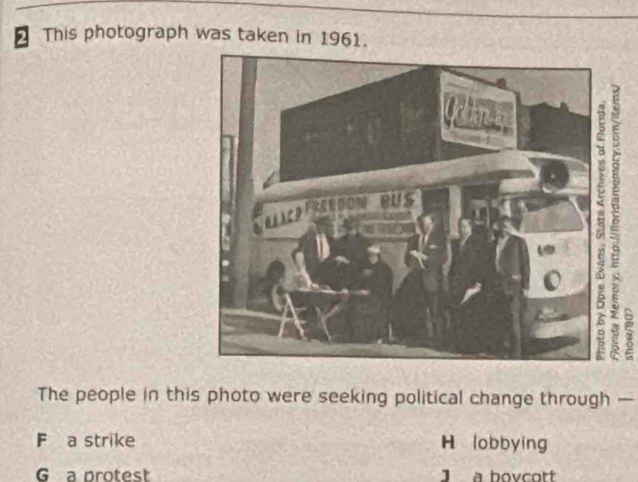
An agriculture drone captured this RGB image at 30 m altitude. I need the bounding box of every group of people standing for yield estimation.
[288,211,530,359]
[391,212,530,358]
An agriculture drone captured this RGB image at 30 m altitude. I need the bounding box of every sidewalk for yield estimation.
[219,307,465,358]
[219,307,588,360]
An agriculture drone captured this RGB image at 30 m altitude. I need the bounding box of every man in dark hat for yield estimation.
[332,217,371,289]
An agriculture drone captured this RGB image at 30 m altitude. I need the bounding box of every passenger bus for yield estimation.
[250,150,589,340]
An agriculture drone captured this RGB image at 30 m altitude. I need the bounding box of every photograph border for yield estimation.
[219,53,592,362]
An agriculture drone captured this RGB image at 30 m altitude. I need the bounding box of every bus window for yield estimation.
[510,197,584,233]
[421,188,450,234]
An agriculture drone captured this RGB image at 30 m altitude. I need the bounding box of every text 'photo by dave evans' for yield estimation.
[255,191,416,234]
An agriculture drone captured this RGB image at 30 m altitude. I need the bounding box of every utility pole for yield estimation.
[220,135,236,214]
[230,57,258,308]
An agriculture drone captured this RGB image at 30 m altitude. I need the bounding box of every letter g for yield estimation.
[36,468,49,482]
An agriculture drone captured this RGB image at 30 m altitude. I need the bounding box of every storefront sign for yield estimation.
[440,71,517,150]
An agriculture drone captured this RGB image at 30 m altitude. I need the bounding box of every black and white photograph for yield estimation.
[220,57,590,360]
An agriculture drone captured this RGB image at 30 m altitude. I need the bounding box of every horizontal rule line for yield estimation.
[15,0,638,19]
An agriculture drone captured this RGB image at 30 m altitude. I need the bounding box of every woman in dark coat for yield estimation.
[449,219,488,307]
[449,218,509,355]
[346,245,394,343]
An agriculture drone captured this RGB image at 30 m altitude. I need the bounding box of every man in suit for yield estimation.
[401,212,448,342]
[291,215,335,287]
[492,215,530,359]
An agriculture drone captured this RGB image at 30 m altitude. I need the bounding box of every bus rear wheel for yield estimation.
[265,260,286,313]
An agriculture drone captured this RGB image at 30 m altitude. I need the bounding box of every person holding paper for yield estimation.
[390,213,448,343]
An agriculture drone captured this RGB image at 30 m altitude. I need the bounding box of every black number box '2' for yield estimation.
[15,26,29,49]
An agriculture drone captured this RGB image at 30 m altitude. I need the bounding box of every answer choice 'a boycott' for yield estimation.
[84,25,188,43]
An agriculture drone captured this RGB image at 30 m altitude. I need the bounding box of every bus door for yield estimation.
[460,184,499,240]
[421,188,450,235]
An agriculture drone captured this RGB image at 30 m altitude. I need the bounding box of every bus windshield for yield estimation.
[510,196,584,233]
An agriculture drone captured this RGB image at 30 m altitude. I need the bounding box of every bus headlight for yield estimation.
[544,270,562,291]
[537,244,556,256]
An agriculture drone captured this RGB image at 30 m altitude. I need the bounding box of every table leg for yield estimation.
[288,295,307,341]
[315,306,332,344]
[278,302,289,338]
